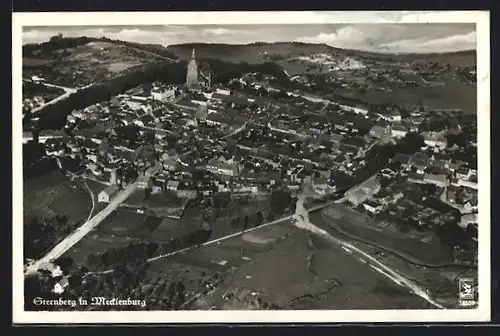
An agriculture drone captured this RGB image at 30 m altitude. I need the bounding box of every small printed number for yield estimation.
[459,300,477,307]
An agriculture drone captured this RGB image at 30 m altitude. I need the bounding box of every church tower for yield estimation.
[186,47,199,89]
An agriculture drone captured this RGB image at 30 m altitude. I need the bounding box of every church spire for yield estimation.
[191,46,196,60]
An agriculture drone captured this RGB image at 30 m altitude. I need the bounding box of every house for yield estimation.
[409,152,431,173]
[363,199,384,214]
[166,180,180,191]
[151,88,176,101]
[391,125,408,138]
[456,166,475,180]
[53,277,69,294]
[422,132,447,150]
[380,191,404,205]
[121,114,136,126]
[216,88,231,96]
[162,158,179,171]
[407,173,425,184]
[360,176,381,195]
[448,162,464,172]
[38,262,63,277]
[392,153,412,168]
[369,125,391,139]
[288,166,305,183]
[345,176,381,206]
[134,115,154,127]
[137,175,152,189]
[205,113,224,126]
[345,188,369,206]
[379,110,401,122]
[459,213,478,228]
[130,91,151,101]
[423,173,449,187]
[98,184,119,203]
[463,201,476,213]
[206,159,239,176]
[388,110,402,122]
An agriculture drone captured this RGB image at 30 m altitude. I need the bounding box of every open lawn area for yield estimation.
[24,172,91,225]
[303,235,431,309]
[98,209,162,239]
[48,183,91,223]
[65,231,140,264]
[313,205,453,266]
[23,170,67,195]
[341,77,476,113]
[23,57,55,67]
[185,222,429,310]
[227,228,333,308]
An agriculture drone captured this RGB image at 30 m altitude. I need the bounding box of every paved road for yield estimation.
[440,188,469,214]
[253,84,368,115]
[221,123,247,140]
[31,92,73,113]
[24,180,139,276]
[23,79,81,114]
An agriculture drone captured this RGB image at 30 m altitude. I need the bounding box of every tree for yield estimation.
[145,243,159,259]
[397,132,425,154]
[176,281,186,304]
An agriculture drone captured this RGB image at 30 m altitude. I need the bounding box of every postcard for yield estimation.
[12,10,490,324]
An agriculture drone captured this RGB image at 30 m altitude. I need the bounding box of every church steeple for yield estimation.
[191,46,196,60]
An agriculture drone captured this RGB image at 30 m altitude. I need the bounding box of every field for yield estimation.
[304,235,432,309]
[341,237,472,308]
[357,77,476,113]
[23,169,67,195]
[226,228,333,308]
[24,171,91,225]
[312,204,453,266]
[23,40,166,87]
[23,171,93,259]
[23,57,55,67]
[97,209,163,239]
[66,231,140,264]
[145,221,428,310]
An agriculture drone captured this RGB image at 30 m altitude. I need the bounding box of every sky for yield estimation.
[23,22,476,54]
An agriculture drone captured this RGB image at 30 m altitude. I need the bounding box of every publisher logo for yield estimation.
[458,278,477,307]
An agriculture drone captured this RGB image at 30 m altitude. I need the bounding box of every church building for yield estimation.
[185,47,211,90]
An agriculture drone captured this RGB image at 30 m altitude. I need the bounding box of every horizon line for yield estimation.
[22,35,477,56]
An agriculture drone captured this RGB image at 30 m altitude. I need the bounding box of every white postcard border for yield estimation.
[12,10,491,324]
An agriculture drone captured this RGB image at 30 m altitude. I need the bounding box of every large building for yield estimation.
[186,47,199,89]
[185,47,211,90]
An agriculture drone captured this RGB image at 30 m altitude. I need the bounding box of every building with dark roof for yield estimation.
[98,184,119,203]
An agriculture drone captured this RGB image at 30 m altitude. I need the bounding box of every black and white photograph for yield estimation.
[12,11,491,323]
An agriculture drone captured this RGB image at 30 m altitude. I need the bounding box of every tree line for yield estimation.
[23,35,178,60]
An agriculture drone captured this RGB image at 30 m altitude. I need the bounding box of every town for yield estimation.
[22,36,478,311]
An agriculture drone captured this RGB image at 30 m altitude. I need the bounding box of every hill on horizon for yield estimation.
[166,41,475,66]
